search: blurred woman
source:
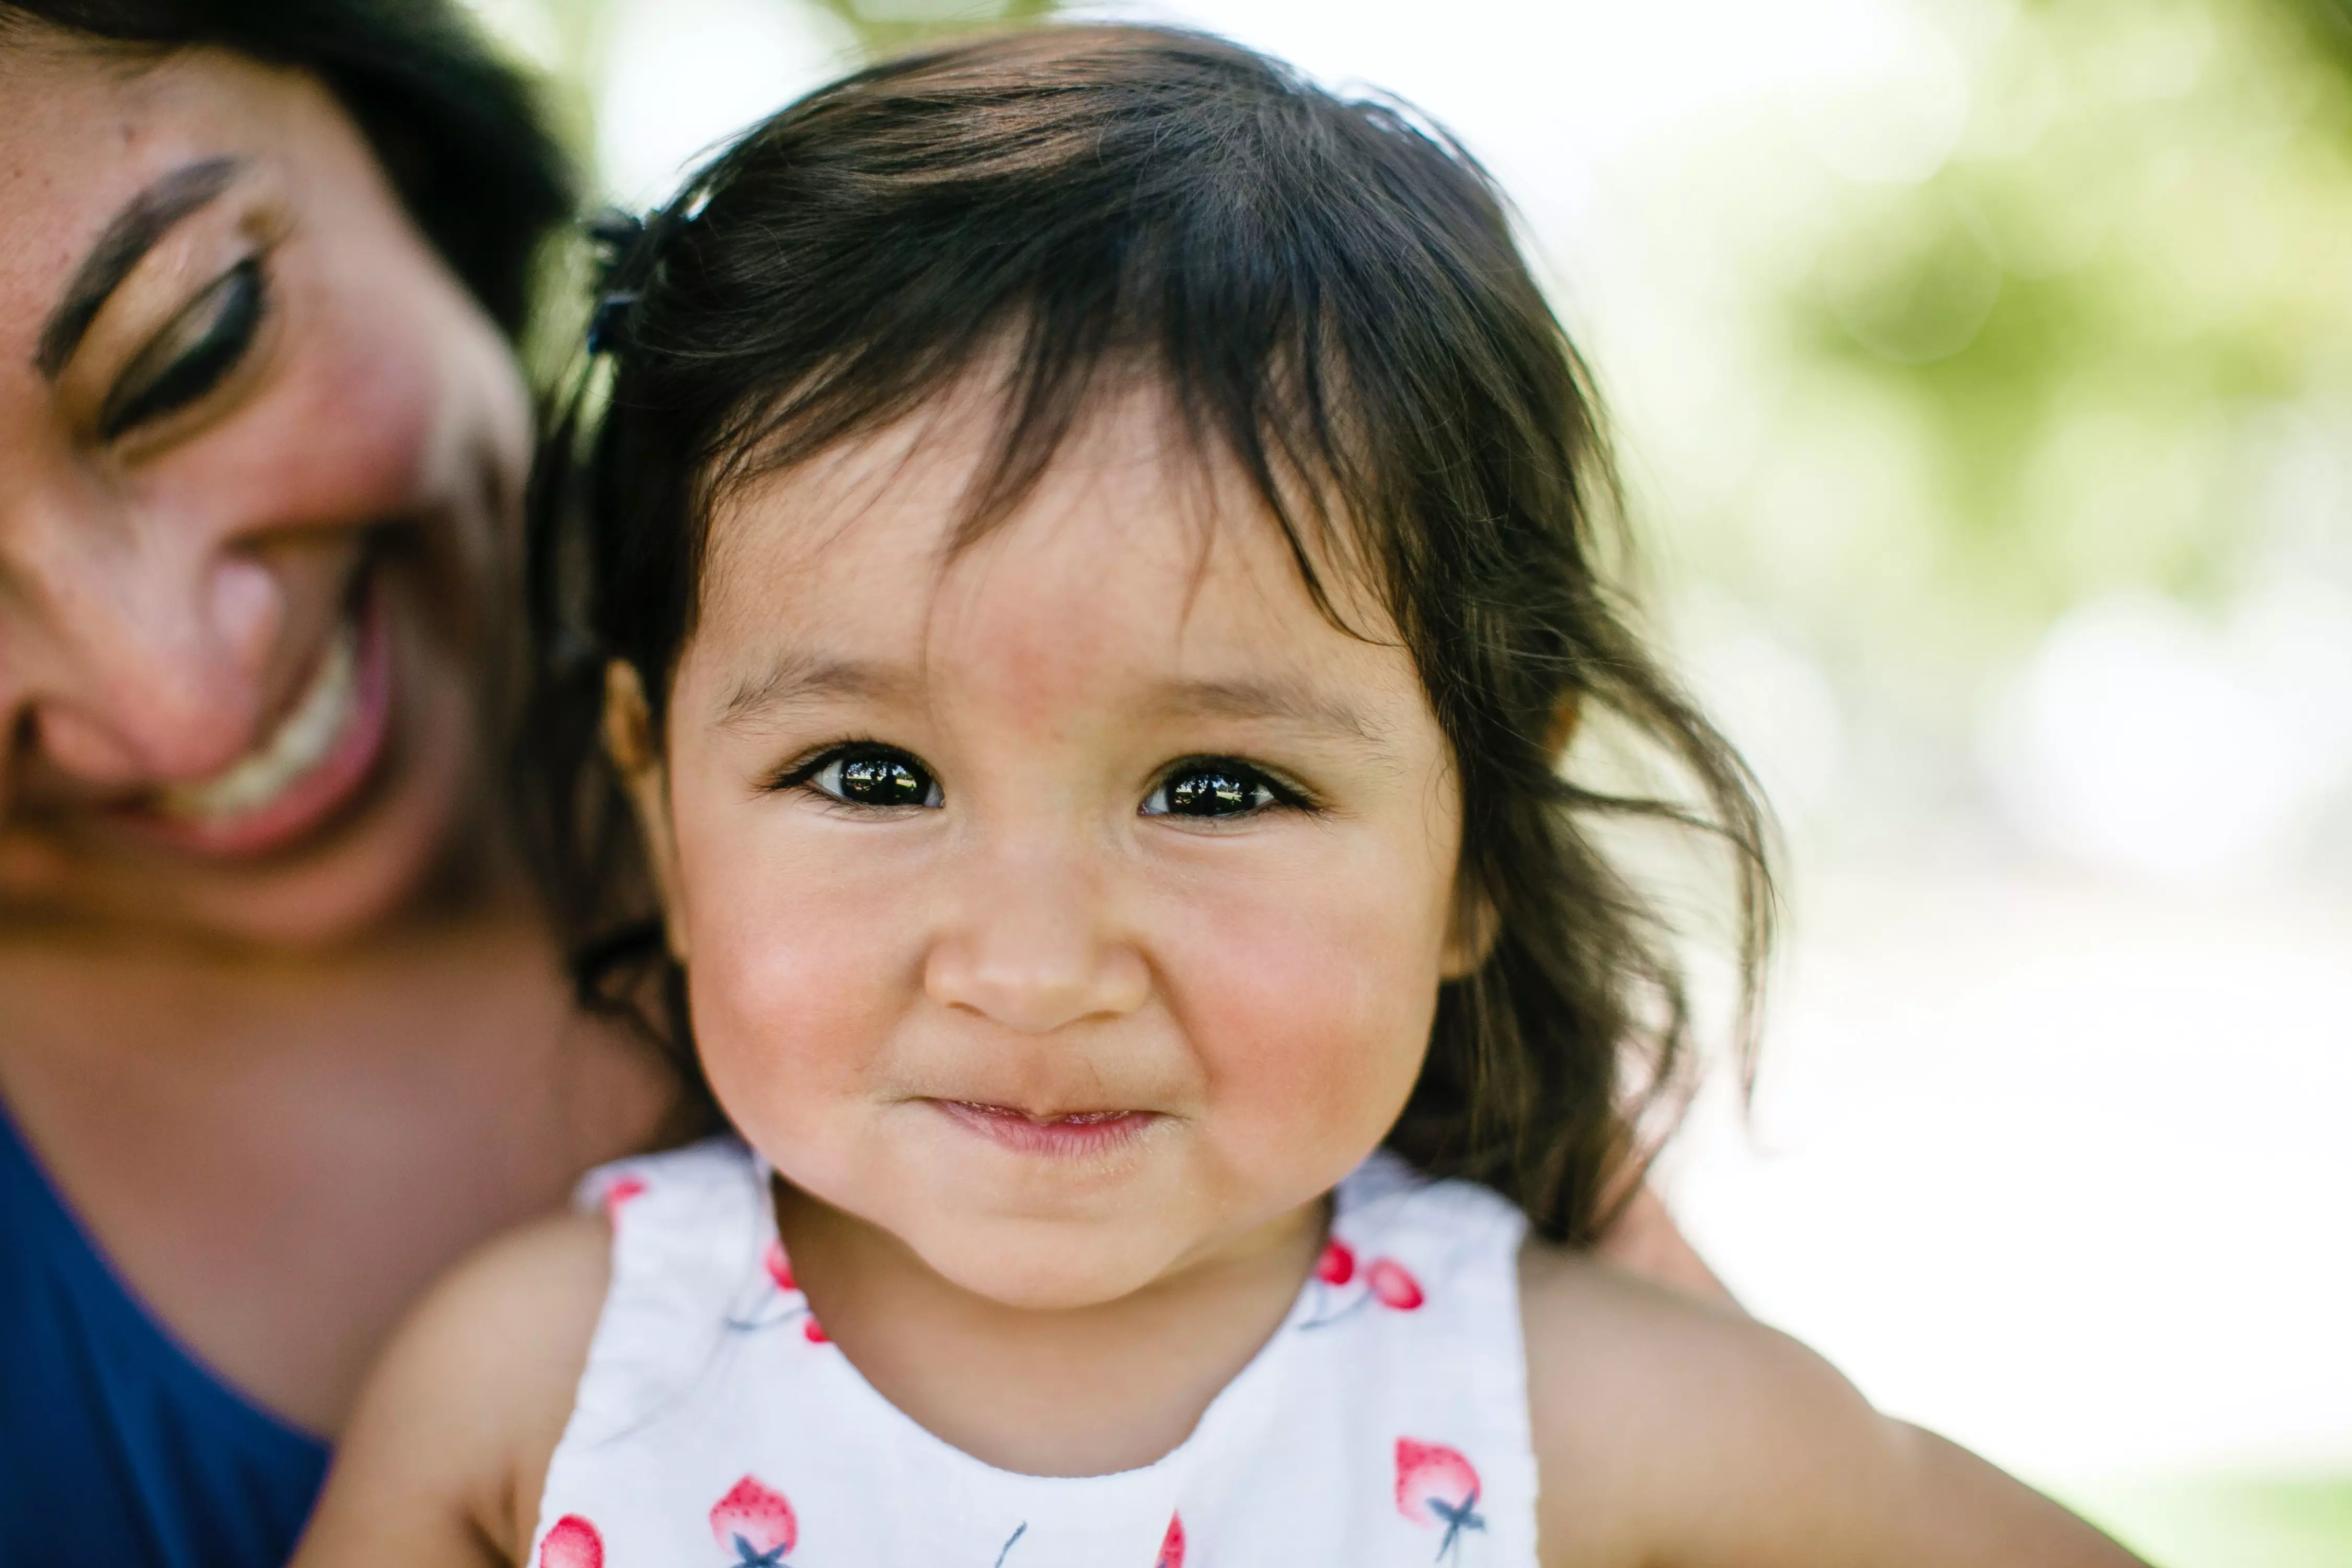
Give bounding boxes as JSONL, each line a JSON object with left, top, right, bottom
{"left": 0, "top": 6, "right": 675, "bottom": 1563}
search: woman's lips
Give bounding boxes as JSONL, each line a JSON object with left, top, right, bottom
{"left": 115, "top": 578, "right": 396, "bottom": 859}
{"left": 932, "top": 1100, "right": 1160, "bottom": 1158}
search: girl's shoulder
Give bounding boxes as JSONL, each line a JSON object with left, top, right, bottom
{"left": 291, "top": 1204, "right": 612, "bottom": 1567}
{"left": 1515, "top": 1243, "right": 2145, "bottom": 1568}
{"left": 292, "top": 1140, "right": 755, "bottom": 1568}
{"left": 1516, "top": 1241, "right": 1857, "bottom": 1566}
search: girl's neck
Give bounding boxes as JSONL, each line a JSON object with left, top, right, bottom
{"left": 774, "top": 1179, "right": 1328, "bottom": 1478}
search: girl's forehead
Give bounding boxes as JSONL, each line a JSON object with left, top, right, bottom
{"left": 700, "top": 379, "right": 1394, "bottom": 658}
{"left": 688, "top": 388, "right": 1417, "bottom": 721}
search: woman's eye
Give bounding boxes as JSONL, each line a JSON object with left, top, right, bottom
{"left": 1142, "top": 760, "right": 1284, "bottom": 820}
{"left": 97, "top": 258, "right": 267, "bottom": 441}
{"left": 803, "top": 747, "right": 942, "bottom": 810}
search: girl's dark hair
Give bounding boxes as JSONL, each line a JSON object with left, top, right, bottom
{"left": 0, "top": 0, "right": 570, "bottom": 337}
{"left": 527, "top": 25, "right": 1772, "bottom": 1243}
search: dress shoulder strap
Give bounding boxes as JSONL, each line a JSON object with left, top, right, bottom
{"left": 550, "top": 1137, "right": 775, "bottom": 1455}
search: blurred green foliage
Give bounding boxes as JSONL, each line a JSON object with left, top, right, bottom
{"left": 808, "top": 0, "right": 1054, "bottom": 56}
{"left": 2063, "top": 1473, "right": 2352, "bottom": 1568}
{"left": 1780, "top": 0, "right": 2352, "bottom": 652}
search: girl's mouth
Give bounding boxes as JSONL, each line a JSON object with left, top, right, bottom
{"left": 121, "top": 573, "right": 396, "bottom": 859}
{"left": 933, "top": 1100, "right": 1159, "bottom": 1158}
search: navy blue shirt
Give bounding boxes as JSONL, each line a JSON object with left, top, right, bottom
{"left": 0, "top": 1099, "right": 329, "bottom": 1567}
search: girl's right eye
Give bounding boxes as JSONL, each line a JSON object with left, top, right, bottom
{"left": 786, "top": 745, "right": 943, "bottom": 811}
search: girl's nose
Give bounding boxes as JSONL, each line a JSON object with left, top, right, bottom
{"left": 26, "top": 550, "right": 284, "bottom": 789}
{"left": 923, "top": 842, "right": 1152, "bottom": 1034}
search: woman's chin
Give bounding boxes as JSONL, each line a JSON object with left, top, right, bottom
{"left": 159, "top": 729, "right": 482, "bottom": 950}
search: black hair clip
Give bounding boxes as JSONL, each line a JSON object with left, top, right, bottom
{"left": 586, "top": 207, "right": 650, "bottom": 356}
{"left": 587, "top": 290, "right": 639, "bottom": 356}
{"left": 587, "top": 208, "right": 648, "bottom": 278}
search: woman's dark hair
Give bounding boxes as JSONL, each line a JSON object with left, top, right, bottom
{"left": 0, "top": 0, "right": 571, "bottom": 337}
{"left": 527, "top": 24, "right": 1772, "bottom": 1243}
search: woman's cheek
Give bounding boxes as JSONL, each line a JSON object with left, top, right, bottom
{"left": 156, "top": 248, "right": 441, "bottom": 536}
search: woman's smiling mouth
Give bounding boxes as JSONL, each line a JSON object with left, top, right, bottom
{"left": 123, "top": 573, "right": 396, "bottom": 858}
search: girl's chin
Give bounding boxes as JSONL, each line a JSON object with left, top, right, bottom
{"left": 913, "top": 1227, "right": 1191, "bottom": 1313}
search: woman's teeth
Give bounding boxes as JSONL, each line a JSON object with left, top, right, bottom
{"left": 157, "top": 615, "right": 361, "bottom": 823}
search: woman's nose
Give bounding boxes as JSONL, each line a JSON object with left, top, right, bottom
{"left": 25, "top": 549, "right": 284, "bottom": 788}
{"left": 923, "top": 839, "right": 1152, "bottom": 1034}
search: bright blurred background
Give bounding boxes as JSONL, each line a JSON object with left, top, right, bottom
{"left": 462, "top": 1, "right": 2352, "bottom": 1560}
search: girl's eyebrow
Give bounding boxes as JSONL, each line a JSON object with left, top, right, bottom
{"left": 1145, "top": 678, "right": 1386, "bottom": 745}
{"left": 716, "top": 651, "right": 914, "bottom": 730}
{"left": 34, "top": 156, "right": 247, "bottom": 380}
{"left": 718, "top": 648, "right": 1385, "bottom": 750}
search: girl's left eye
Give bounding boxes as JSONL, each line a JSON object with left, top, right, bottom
{"left": 1142, "top": 759, "right": 1290, "bottom": 820}
{"left": 792, "top": 746, "right": 943, "bottom": 810}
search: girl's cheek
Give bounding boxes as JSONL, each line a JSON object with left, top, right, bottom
{"left": 679, "top": 802, "right": 925, "bottom": 1128}
{"left": 1166, "top": 851, "right": 1446, "bottom": 1168}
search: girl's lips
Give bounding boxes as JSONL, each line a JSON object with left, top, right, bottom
{"left": 932, "top": 1100, "right": 1160, "bottom": 1158}
{"left": 112, "top": 578, "right": 396, "bottom": 860}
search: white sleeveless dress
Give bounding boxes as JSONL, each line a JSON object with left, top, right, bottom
{"left": 531, "top": 1138, "right": 1539, "bottom": 1568}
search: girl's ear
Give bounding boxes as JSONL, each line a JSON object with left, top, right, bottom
{"left": 603, "top": 661, "right": 691, "bottom": 963}
{"left": 1545, "top": 693, "right": 1583, "bottom": 763}
{"left": 1440, "top": 881, "right": 1500, "bottom": 979}
{"left": 1440, "top": 694, "right": 1576, "bottom": 979}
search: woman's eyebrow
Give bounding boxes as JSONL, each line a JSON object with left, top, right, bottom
{"left": 33, "top": 156, "right": 246, "bottom": 380}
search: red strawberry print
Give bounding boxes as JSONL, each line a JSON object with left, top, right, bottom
{"left": 1396, "top": 1438, "right": 1485, "bottom": 1561}
{"left": 1366, "top": 1257, "right": 1424, "bottom": 1311}
{"left": 538, "top": 1515, "right": 604, "bottom": 1568}
{"left": 1155, "top": 1511, "right": 1185, "bottom": 1568}
{"left": 802, "top": 1315, "right": 829, "bottom": 1344}
{"left": 1315, "top": 1238, "right": 1356, "bottom": 1285}
{"left": 601, "top": 1175, "right": 647, "bottom": 1220}
{"left": 709, "top": 1474, "right": 797, "bottom": 1565}
{"left": 764, "top": 1239, "right": 796, "bottom": 1294}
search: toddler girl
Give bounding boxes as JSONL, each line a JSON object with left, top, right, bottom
{"left": 295, "top": 26, "right": 2143, "bottom": 1567}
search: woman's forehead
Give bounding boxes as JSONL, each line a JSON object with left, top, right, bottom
{"left": 0, "top": 49, "right": 306, "bottom": 354}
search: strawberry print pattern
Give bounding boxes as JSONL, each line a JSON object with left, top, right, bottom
{"left": 1396, "top": 1439, "right": 1485, "bottom": 1561}
{"left": 727, "top": 1237, "right": 829, "bottom": 1340}
{"left": 600, "top": 1175, "right": 648, "bottom": 1221}
{"left": 1299, "top": 1236, "right": 1425, "bottom": 1329}
{"left": 710, "top": 1474, "right": 797, "bottom": 1564}
{"left": 1365, "top": 1258, "right": 1424, "bottom": 1311}
{"left": 1156, "top": 1512, "right": 1186, "bottom": 1568}
{"left": 538, "top": 1515, "right": 604, "bottom": 1568}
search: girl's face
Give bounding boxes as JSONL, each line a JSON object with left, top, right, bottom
{"left": 0, "top": 40, "right": 531, "bottom": 945}
{"left": 635, "top": 384, "right": 1473, "bottom": 1310}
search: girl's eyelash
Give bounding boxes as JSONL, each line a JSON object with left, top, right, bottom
{"left": 762, "top": 747, "right": 1316, "bottom": 818}
{"left": 97, "top": 257, "right": 269, "bottom": 441}
{"left": 763, "top": 740, "right": 943, "bottom": 811}
{"left": 764, "top": 739, "right": 886, "bottom": 793}
{"left": 1143, "top": 755, "right": 1321, "bottom": 819}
